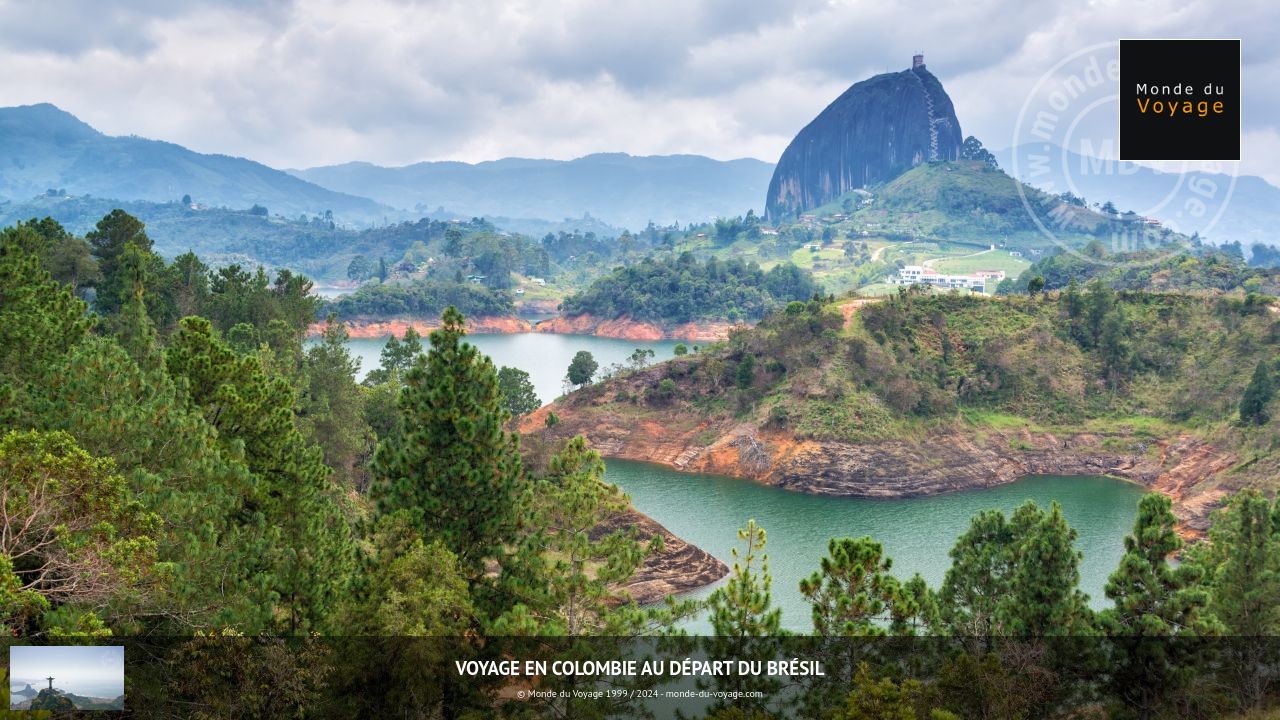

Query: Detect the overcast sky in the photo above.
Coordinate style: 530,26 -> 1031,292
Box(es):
2,0 -> 1278,182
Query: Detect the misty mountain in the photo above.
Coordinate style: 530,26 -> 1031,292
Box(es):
995,144 -> 1280,250
290,153 -> 775,231
0,104 -> 393,223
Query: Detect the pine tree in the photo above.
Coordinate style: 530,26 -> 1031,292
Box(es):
1194,490 -> 1280,710
1239,360 -> 1274,425
340,512 -> 473,635
86,209 -> 152,315
1102,493 -> 1213,635
300,315 -> 374,489
112,242 -> 163,371
382,326 -> 423,373
801,536 -> 930,636
1100,493 -> 1218,717
0,226 -> 95,425
494,436 -> 670,635
703,519 -> 786,718
167,317 -> 356,632
1202,490 -> 1280,636
36,337 -> 273,631
370,307 -> 526,571
707,519 -> 782,638
996,502 -> 1093,636
939,509 -> 1017,636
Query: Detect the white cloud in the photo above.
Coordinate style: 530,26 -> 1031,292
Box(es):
0,0 -> 1276,174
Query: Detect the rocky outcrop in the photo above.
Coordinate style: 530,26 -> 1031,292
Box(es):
521,401 -> 1238,540
315,315 -> 531,338
604,508 -> 728,603
535,314 -> 742,342
766,61 -> 962,220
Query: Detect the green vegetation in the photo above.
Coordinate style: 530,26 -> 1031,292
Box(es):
497,366 -> 541,416
560,252 -> 820,323
0,210 -> 687,647
567,350 -> 598,388
594,287 -> 1278,443
1007,240 -> 1280,295
10,207 -> 1280,716
327,278 -> 515,319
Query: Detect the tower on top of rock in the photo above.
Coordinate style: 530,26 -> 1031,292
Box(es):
912,53 -> 924,70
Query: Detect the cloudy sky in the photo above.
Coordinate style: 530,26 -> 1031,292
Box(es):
2,0 -> 1278,181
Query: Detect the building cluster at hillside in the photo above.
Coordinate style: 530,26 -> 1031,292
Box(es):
893,265 -> 1005,293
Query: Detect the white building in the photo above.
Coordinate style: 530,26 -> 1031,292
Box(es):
895,265 -> 1006,294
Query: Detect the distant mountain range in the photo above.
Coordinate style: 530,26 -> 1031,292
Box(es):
0,103 -> 774,232
289,153 -> 775,231
0,104 -> 393,223
995,144 -> 1280,250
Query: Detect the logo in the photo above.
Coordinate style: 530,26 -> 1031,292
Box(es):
1010,41 -> 1238,266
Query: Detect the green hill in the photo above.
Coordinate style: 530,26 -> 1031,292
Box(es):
530,289 -> 1280,534
811,160 -> 1176,257
1007,241 -> 1280,295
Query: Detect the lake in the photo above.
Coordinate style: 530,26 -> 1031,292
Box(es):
606,460 -> 1145,633
339,334 -> 682,405
337,332 -> 1146,633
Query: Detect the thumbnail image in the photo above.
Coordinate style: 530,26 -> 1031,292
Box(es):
9,646 -> 124,712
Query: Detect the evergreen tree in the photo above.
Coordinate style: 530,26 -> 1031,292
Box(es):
86,209 -> 152,315
167,317 -> 356,632
801,536 -> 936,636
736,353 -> 756,390
3,217 -> 98,291
1100,493 -> 1218,717
169,250 -> 209,319
370,307 -> 527,571
1201,490 -> 1280,636
0,227 -> 95,427
36,337 -> 272,631
1102,493 -> 1213,635
939,509 -> 1017,636
495,437 -> 672,635
300,315 -> 375,489
112,242 -> 163,370
1239,360 -> 1274,425
340,512 -> 473,635
702,519 -> 786,718
996,502 -> 1093,636
1084,279 -> 1114,346
707,520 -> 782,637
380,326 -> 422,374
497,366 -> 540,417
1194,490 -> 1280,709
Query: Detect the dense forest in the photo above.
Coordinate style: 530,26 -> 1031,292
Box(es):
327,279 -> 515,319
7,210 -> 1280,717
1004,239 -> 1280,296
559,252 -> 821,323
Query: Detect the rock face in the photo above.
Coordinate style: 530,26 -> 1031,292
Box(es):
604,508 -> 728,603
765,61 -> 962,220
534,313 -> 741,342
316,315 -> 531,338
520,379 -> 1237,540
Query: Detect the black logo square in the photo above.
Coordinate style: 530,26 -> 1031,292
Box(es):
1120,39 -> 1240,161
